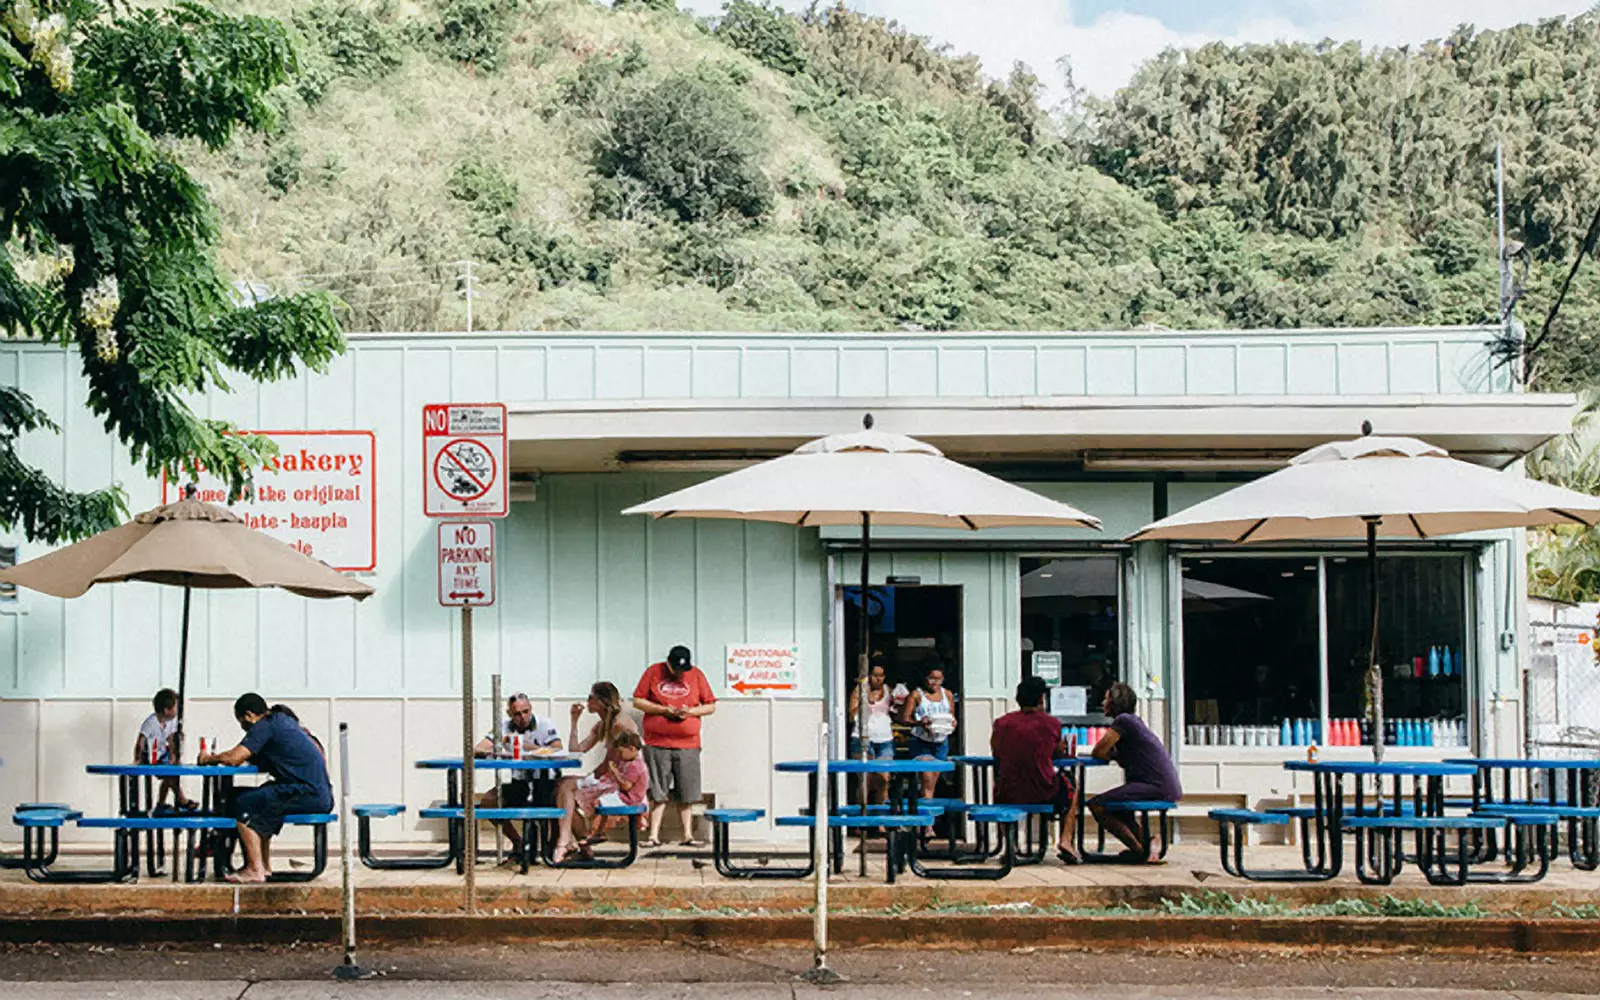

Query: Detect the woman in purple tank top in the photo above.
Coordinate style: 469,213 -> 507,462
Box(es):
1088,682 -> 1182,863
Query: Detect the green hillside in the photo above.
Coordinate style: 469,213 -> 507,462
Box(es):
200,0 -> 1600,389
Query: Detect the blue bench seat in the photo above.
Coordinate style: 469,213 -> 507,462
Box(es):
418,806 -> 564,822
353,803 -> 405,819
1089,800 -> 1175,864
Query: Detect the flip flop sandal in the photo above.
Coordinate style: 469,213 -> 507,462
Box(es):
642,838 -> 664,849
680,839 -> 708,848
1056,848 -> 1081,865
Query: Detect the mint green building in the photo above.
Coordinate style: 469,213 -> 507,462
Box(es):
0,326 -> 1575,841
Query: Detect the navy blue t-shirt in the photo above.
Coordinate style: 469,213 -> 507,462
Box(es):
242,711 -> 331,799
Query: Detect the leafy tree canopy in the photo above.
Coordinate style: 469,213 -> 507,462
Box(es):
1,0 -> 342,543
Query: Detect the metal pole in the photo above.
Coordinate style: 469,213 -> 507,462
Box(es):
857,510 -> 871,877
490,673 -> 502,867
462,606 -> 477,914
333,722 -> 366,980
798,721 -> 842,985
1366,517 -> 1384,763
463,260 -> 474,334
175,582 -> 192,761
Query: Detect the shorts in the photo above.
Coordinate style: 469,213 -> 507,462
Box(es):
498,778 -> 555,808
1089,781 -> 1179,809
231,781 -> 331,837
848,738 -> 895,761
643,746 -> 702,804
998,772 -> 1076,814
907,736 -> 949,761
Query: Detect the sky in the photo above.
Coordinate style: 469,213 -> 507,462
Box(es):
677,0 -> 1597,96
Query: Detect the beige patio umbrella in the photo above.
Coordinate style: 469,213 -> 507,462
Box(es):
0,486 -> 374,747
1129,424 -> 1600,759
625,414 -> 1101,872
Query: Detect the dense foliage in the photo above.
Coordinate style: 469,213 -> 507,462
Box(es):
203,1 -> 1600,391
0,0 -> 342,542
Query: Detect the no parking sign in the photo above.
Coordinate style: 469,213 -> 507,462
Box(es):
423,403 -> 508,517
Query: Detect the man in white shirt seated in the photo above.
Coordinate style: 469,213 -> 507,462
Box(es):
474,692 -> 563,856
134,688 -> 196,812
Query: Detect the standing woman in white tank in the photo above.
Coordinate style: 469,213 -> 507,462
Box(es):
900,663 -> 956,799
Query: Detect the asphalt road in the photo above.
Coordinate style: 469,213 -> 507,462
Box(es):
4,944 -> 1599,999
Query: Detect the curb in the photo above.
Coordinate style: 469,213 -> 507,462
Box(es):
3,914 -> 1599,953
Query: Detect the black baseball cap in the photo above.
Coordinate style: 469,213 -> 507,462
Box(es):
667,645 -> 692,671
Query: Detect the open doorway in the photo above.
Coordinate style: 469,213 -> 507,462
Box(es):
841,584 -> 963,796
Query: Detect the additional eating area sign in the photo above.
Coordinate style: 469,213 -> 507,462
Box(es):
162,430 -> 376,572
438,521 -> 495,607
423,403 -> 508,517
725,644 -> 801,697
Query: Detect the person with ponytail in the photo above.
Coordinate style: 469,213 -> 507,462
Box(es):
550,681 -> 640,863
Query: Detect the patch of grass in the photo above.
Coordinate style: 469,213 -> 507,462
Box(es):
1548,902 -> 1600,919
1158,891 -> 1290,916
1310,896 -> 1491,919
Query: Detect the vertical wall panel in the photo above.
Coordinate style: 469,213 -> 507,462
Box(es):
1337,344 -> 1389,395
547,347 -> 596,401
644,515 -> 697,674
988,348 -> 1036,396
790,348 -> 839,397
352,348 -> 405,695
741,348 -> 790,398
691,348 -> 741,397
937,348 -> 986,397
1086,347 -> 1136,395
886,348 -> 936,397
401,349 -> 454,693
596,346 -> 646,400
548,478 -> 601,685
642,346 -> 693,398
1037,347 -> 1087,395
693,521 -> 746,694
1186,345 -> 1236,395
1135,346 -> 1186,395
1390,342 -> 1440,394
838,348 -> 888,397
1237,344 -> 1288,394
597,478 -> 649,685
1288,344 -> 1339,395
498,346 -> 546,400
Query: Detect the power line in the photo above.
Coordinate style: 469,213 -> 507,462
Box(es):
1524,199 -> 1600,366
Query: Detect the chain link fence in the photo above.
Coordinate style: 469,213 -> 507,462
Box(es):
1526,599 -> 1600,801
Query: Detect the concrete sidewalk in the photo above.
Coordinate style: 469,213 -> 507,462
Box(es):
6,983 -> 1600,999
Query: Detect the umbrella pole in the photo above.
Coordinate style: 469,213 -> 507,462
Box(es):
1365,518 -> 1384,763
176,582 -> 192,761
857,511 -> 871,878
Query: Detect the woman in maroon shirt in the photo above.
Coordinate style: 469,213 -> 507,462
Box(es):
990,676 -> 1080,863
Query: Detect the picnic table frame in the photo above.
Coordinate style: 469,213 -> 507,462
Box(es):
1281,759 -> 1476,880
415,756 -> 581,870
85,763 -> 258,882
1447,758 -> 1600,869
949,754 -> 1109,858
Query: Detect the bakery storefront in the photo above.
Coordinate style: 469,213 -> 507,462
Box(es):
0,326 -> 1574,842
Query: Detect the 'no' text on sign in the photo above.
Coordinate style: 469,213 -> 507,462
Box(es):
438,521 -> 495,608
423,403 -> 508,517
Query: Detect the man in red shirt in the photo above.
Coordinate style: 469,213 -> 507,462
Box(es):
991,675 -> 1080,863
632,645 -> 717,848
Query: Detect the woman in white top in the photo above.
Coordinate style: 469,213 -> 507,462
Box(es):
848,662 -> 895,807
900,664 -> 957,799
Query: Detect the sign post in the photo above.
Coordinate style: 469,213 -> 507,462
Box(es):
438,519 -> 496,914
425,403 -> 509,916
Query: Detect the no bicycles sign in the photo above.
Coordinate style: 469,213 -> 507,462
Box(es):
423,403 -> 508,517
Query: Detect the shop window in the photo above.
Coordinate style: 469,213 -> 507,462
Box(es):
0,545 -> 14,602
1326,554 -> 1468,747
1020,556 -> 1121,707
1181,557 -> 1320,745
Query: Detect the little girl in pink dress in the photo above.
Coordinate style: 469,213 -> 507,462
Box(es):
572,730 -> 648,855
